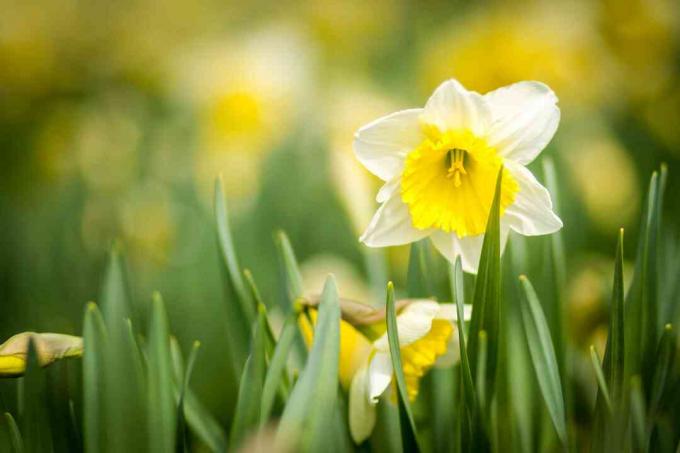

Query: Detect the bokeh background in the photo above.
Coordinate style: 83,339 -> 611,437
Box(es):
1,0 -> 679,428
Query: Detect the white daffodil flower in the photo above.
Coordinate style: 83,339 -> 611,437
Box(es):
354,79 -> 563,272
348,300 -> 472,444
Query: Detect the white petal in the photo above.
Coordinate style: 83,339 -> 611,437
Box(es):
485,81 -> 560,165
349,363 -> 377,444
430,227 -> 511,274
435,303 -> 473,321
503,161 -> 563,236
373,300 -> 440,351
368,352 -> 393,402
430,231 -> 484,273
422,79 -> 491,136
354,109 -> 424,181
359,189 -> 431,247
376,177 -> 400,203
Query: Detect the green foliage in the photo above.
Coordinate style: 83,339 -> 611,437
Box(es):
518,276 -> 568,447
2,165 -> 679,453
276,275 -> 341,451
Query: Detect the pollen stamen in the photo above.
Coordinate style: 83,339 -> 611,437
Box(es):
446,148 -> 468,187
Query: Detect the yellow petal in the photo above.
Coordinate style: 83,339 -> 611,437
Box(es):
399,319 -> 453,400
298,309 -> 372,389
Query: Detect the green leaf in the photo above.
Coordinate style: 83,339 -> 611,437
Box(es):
82,302 -> 107,453
100,242 -> 132,328
183,395 -> 227,453
449,257 -> 475,415
214,176 -> 255,323
407,240 -> 432,298
99,247 -> 147,452
276,275 -> 340,451
542,158 -> 567,376
244,269 -> 277,353
593,229 -> 626,452
589,346 -> 612,413
630,376 -> 647,452
20,339 -> 53,453
605,228 -> 626,404
468,167 -> 503,407
176,341 -> 201,453
4,412 -> 23,453
170,340 -> 227,453
230,305 -> 268,449
275,230 -> 305,302
649,324 -> 676,415
475,331 -> 488,414
518,275 -> 568,447
260,313 -> 297,424
625,169 -> 665,385
385,282 -> 421,453
148,293 -> 177,452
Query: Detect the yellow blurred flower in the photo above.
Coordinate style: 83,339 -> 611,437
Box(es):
561,122 -> 640,232
300,254 -> 371,303
326,80 -> 399,234
121,183 -> 175,265
419,3 -> 614,109
76,93 -> 144,193
170,26 -> 314,205
303,0 -> 397,62
599,0 -> 679,102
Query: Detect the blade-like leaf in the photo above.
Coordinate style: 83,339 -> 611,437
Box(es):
275,230 -> 305,302
542,158 -> 567,377
475,331 -> 488,414
4,412 -> 23,453
449,257 -> 475,415
606,228 -> 626,404
625,168 -> 665,386
169,340 -> 227,453
21,339 -> 53,453
519,275 -> 568,447
230,304 -> 268,449
176,341 -> 201,453
630,376 -> 646,452
276,275 -> 340,451
593,229 -> 626,452
468,167 -> 503,405
650,324 -> 676,415
589,346 -> 612,413
148,293 -> 177,452
407,240 -> 432,298
244,269 -> 277,353
214,176 -> 255,323
82,303 -> 107,453
99,246 -> 147,452
100,242 -> 132,328
385,282 -> 421,453
260,314 -> 297,424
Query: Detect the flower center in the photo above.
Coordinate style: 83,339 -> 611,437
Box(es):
445,148 -> 469,187
400,126 -> 519,237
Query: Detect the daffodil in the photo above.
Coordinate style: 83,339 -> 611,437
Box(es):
354,79 -> 563,272
299,297 -> 471,444
0,332 -> 83,377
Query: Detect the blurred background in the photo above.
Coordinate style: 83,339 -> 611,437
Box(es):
1,0 -> 679,428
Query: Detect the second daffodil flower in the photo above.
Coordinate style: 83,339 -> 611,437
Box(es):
354,79 -> 563,272
299,298 -> 471,444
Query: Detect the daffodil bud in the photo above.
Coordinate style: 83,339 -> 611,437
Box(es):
0,332 -> 83,377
